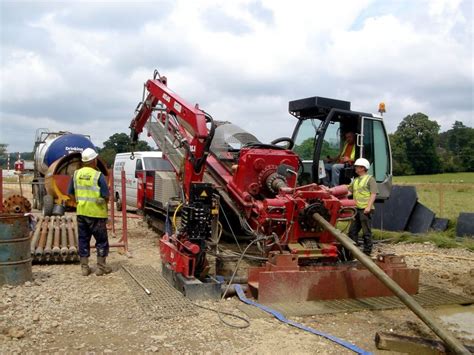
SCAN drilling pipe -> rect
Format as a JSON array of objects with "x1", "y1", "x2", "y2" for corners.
[
  {"x1": 35, "y1": 217, "x2": 50, "y2": 257},
  {"x1": 52, "y1": 218, "x2": 61, "y2": 256},
  {"x1": 30, "y1": 216, "x2": 44, "y2": 255},
  {"x1": 67, "y1": 217, "x2": 77, "y2": 255},
  {"x1": 73, "y1": 215, "x2": 79, "y2": 247},
  {"x1": 312, "y1": 213, "x2": 470, "y2": 355},
  {"x1": 60, "y1": 217, "x2": 68, "y2": 257},
  {"x1": 44, "y1": 216, "x2": 55, "y2": 257}
]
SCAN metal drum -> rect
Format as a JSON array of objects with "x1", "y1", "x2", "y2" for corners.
[{"x1": 0, "y1": 214, "x2": 32, "y2": 285}]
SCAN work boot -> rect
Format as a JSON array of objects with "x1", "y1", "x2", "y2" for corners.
[
  {"x1": 80, "y1": 257, "x2": 91, "y2": 276},
  {"x1": 96, "y1": 256, "x2": 112, "y2": 276}
]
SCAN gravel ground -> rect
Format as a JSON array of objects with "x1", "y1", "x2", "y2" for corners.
[{"x1": 1, "y1": 215, "x2": 473, "y2": 353}]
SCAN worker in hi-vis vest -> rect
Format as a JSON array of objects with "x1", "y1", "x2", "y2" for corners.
[
  {"x1": 347, "y1": 158, "x2": 378, "y2": 256},
  {"x1": 324, "y1": 131, "x2": 356, "y2": 187},
  {"x1": 68, "y1": 148, "x2": 112, "y2": 276}
]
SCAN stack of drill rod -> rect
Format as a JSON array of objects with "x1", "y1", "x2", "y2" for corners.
[{"x1": 31, "y1": 216, "x2": 79, "y2": 263}]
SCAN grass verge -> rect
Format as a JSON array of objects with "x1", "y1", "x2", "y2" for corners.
[{"x1": 373, "y1": 228, "x2": 474, "y2": 252}]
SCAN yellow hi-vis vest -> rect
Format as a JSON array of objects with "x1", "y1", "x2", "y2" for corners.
[
  {"x1": 352, "y1": 174, "x2": 373, "y2": 209},
  {"x1": 338, "y1": 142, "x2": 356, "y2": 162},
  {"x1": 74, "y1": 167, "x2": 108, "y2": 218}
]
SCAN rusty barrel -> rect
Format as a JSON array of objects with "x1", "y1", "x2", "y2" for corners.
[{"x1": 0, "y1": 214, "x2": 32, "y2": 285}]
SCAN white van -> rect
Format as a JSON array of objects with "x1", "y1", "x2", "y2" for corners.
[{"x1": 113, "y1": 151, "x2": 174, "y2": 210}]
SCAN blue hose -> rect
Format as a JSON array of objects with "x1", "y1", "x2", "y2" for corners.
[{"x1": 234, "y1": 284, "x2": 372, "y2": 355}]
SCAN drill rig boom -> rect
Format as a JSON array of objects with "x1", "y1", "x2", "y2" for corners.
[{"x1": 130, "y1": 72, "x2": 215, "y2": 198}]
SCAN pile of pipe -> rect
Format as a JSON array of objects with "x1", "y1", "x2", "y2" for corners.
[{"x1": 31, "y1": 216, "x2": 79, "y2": 263}]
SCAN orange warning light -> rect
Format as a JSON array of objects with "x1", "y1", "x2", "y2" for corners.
[{"x1": 378, "y1": 102, "x2": 386, "y2": 114}]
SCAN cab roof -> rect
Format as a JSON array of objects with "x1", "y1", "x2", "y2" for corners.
[{"x1": 289, "y1": 96, "x2": 351, "y2": 118}]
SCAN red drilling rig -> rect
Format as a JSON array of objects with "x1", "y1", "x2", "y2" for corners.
[{"x1": 129, "y1": 70, "x2": 419, "y2": 302}]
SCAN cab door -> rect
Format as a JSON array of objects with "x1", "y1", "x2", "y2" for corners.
[
  {"x1": 360, "y1": 117, "x2": 392, "y2": 199},
  {"x1": 129, "y1": 158, "x2": 143, "y2": 207}
]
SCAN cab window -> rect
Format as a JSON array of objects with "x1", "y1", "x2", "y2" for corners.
[
  {"x1": 135, "y1": 159, "x2": 143, "y2": 171},
  {"x1": 293, "y1": 119, "x2": 317, "y2": 160},
  {"x1": 143, "y1": 157, "x2": 174, "y2": 171},
  {"x1": 321, "y1": 122, "x2": 341, "y2": 160},
  {"x1": 362, "y1": 118, "x2": 390, "y2": 182}
]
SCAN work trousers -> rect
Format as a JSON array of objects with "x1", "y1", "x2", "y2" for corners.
[
  {"x1": 77, "y1": 215, "x2": 109, "y2": 257},
  {"x1": 348, "y1": 209, "x2": 373, "y2": 254},
  {"x1": 324, "y1": 163, "x2": 345, "y2": 187}
]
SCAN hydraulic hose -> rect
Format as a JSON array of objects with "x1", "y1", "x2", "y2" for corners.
[{"x1": 234, "y1": 285, "x2": 371, "y2": 355}]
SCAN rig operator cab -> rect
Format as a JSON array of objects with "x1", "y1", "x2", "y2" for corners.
[{"x1": 289, "y1": 96, "x2": 392, "y2": 199}]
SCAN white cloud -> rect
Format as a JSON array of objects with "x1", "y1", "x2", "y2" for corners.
[
  {"x1": 0, "y1": 49, "x2": 66, "y2": 103},
  {"x1": 0, "y1": 0, "x2": 472, "y2": 152}
]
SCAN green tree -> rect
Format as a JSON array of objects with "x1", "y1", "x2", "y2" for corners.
[
  {"x1": 390, "y1": 133, "x2": 414, "y2": 176},
  {"x1": 394, "y1": 113, "x2": 441, "y2": 175},
  {"x1": 0, "y1": 144, "x2": 8, "y2": 168},
  {"x1": 102, "y1": 133, "x2": 151, "y2": 153},
  {"x1": 99, "y1": 133, "x2": 153, "y2": 166},
  {"x1": 293, "y1": 138, "x2": 339, "y2": 161},
  {"x1": 0, "y1": 144, "x2": 7, "y2": 156},
  {"x1": 293, "y1": 138, "x2": 315, "y2": 160},
  {"x1": 439, "y1": 121, "x2": 474, "y2": 172}
]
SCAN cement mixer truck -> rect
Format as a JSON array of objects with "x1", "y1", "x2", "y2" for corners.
[{"x1": 32, "y1": 129, "x2": 108, "y2": 216}]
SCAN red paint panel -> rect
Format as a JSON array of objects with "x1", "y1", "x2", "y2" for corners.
[
  {"x1": 248, "y1": 255, "x2": 420, "y2": 303},
  {"x1": 53, "y1": 175, "x2": 71, "y2": 195}
]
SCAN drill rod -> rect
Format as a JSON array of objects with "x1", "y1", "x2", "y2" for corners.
[
  {"x1": 312, "y1": 213, "x2": 469, "y2": 355},
  {"x1": 122, "y1": 265, "x2": 151, "y2": 295}
]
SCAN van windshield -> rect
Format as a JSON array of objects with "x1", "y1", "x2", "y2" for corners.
[{"x1": 143, "y1": 157, "x2": 174, "y2": 171}]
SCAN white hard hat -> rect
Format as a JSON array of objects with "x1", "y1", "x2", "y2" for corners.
[
  {"x1": 354, "y1": 158, "x2": 370, "y2": 170},
  {"x1": 81, "y1": 148, "x2": 98, "y2": 162}
]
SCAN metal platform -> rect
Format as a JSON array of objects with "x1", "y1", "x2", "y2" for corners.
[
  {"x1": 121, "y1": 264, "x2": 198, "y2": 319},
  {"x1": 239, "y1": 284, "x2": 474, "y2": 319},
  {"x1": 161, "y1": 263, "x2": 222, "y2": 301}
]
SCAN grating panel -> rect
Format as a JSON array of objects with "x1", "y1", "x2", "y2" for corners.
[
  {"x1": 121, "y1": 264, "x2": 198, "y2": 319},
  {"x1": 239, "y1": 284, "x2": 473, "y2": 319}
]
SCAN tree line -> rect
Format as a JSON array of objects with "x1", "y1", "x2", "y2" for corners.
[
  {"x1": 390, "y1": 113, "x2": 473, "y2": 175},
  {"x1": 1, "y1": 118, "x2": 472, "y2": 175}
]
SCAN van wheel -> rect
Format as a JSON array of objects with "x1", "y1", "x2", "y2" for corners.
[
  {"x1": 32, "y1": 185, "x2": 38, "y2": 210},
  {"x1": 43, "y1": 195, "x2": 54, "y2": 216},
  {"x1": 116, "y1": 196, "x2": 122, "y2": 211}
]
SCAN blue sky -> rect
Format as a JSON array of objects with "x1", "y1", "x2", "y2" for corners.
[{"x1": 1, "y1": 0, "x2": 472, "y2": 152}]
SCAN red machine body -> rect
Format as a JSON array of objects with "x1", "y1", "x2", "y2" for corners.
[{"x1": 129, "y1": 71, "x2": 419, "y2": 302}]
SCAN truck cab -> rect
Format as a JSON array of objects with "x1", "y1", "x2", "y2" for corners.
[
  {"x1": 113, "y1": 151, "x2": 174, "y2": 210},
  {"x1": 290, "y1": 96, "x2": 392, "y2": 199}
]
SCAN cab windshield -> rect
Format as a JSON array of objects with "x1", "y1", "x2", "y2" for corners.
[{"x1": 293, "y1": 119, "x2": 343, "y2": 159}]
